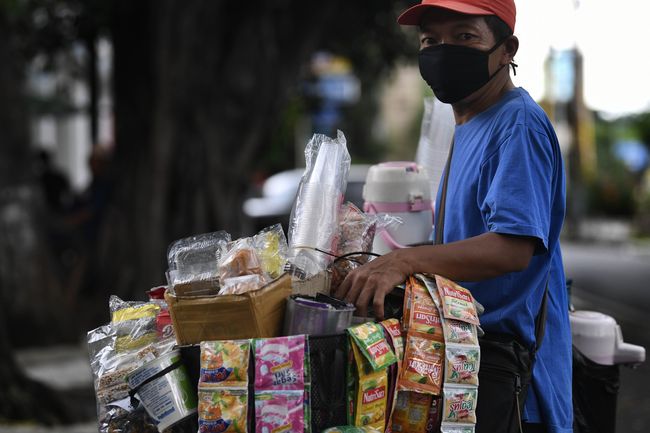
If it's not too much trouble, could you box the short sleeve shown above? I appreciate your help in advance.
[478,125,554,253]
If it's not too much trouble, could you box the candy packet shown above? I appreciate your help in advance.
[255,391,305,433]
[444,344,480,386]
[441,385,478,424]
[254,335,306,391]
[408,278,444,341]
[441,319,478,346]
[434,276,479,326]
[398,335,445,395]
[197,387,248,433]
[349,340,389,430]
[199,339,250,387]
[440,423,475,433]
[348,322,397,371]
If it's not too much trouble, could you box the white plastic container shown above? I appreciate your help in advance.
[363,162,433,255]
[127,349,197,432]
[570,310,646,366]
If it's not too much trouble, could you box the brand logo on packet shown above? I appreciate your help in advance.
[453,361,475,372]
[270,360,293,373]
[362,386,386,404]
[442,285,472,303]
[368,340,390,357]
[415,312,441,326]
[449,400,474,411]
[408,359,441,377]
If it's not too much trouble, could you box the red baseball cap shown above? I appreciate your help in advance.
[397,0,516,32]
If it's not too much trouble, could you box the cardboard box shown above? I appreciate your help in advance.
[291,270,331,297]
[165,273,292,345]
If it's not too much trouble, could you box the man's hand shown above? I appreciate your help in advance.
[332,250,412,319]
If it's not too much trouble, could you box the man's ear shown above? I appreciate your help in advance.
[503,35,519,63]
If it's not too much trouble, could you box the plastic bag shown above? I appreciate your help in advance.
[166,230,231,296]
[253,223,289,280]
[415,97,455,203]
[288,130,351,278]
[109,296,160,352]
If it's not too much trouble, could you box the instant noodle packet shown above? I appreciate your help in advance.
[255,335,305,391]
[398,335,445,395]
[199,339,250,387]
[444,344,480,386]
[441,385,478,424]
[408,278,444,341]
[434,276,479,326]
[441,319,478,346]
[198,387,248,433]
[349,338,389,430]
[348,322,397,371]
[255,391,305,433]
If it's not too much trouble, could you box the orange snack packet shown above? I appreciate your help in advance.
[398,334,445,395]
[408,279,444,341]
[434,276,479,326]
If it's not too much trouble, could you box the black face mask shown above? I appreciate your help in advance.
[418,39,508,104]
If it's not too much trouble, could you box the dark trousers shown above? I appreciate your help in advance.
[523,423,547,433]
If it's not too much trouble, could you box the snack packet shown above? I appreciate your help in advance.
[426,397,442,433]
[199,340,251,387]
[380,319,405,368]
[198,387,248,433]
[398,335,444,395]
[415,274,442,308]
[441,319,478,346]
[440,423,475,433]
[441,385,478,424]
[408,278,444,341]
[255,335,306,391]
[253,224,289,280]
[255,391,305,433]
[391,391,433,433]
[218,237,266,283]
[348,322,397,371]
[402,282,413,333]
[322,427,382,433]
[434,276,479,326]
[444,344,480,386]
[349,340,389,430]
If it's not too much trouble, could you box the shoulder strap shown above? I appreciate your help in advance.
[433,135,550,355]
[434,137,454,245]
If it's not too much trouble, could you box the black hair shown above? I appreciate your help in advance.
[483,15,513,43]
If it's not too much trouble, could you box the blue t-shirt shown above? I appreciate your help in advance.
[434,87,573,433]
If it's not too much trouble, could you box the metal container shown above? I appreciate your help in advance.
[283,295,355,336]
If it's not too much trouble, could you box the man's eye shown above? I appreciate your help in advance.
[458,33,475,41]
[421,37,438,46]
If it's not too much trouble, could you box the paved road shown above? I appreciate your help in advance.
[563,241,650,433]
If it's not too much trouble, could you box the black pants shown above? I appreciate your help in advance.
[523,423,547,433]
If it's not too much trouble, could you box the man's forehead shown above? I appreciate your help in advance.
[418,8,488,32]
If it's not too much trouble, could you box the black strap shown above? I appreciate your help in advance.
[129,359,183,406]
[434,137,454,245]
[433,135,549,354]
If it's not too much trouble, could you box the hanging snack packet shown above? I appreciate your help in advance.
[415,274,442,308]
[255,391,305,433]
[197,387,248,433]
[349,339,389,430]
[426,397,442,433]
[441,319,478,346]
[391,391,433,433]
[199,340,250,387]
[441,385,478,424]
[434,276,479,326]
[402,282,413,333]
[398,335,444,395]
[380,319,404,368]
[440,423,475,433]
[255,335,306,391]
[348,322,397,371]
[444,344,480,386]
[408,278,444,341]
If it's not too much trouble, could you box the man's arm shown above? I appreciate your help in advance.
[332,232,537,318]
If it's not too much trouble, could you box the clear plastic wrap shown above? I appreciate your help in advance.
[87,322,175,433]
[253,224,289,280]
[218,237,266,282]
[109,296,160,352]
[288,130,351,278]
[220,274,267,295]
[166,230,231,296]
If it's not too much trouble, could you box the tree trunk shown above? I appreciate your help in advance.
[104,0,339,299]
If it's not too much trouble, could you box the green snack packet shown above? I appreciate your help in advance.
[347,322,397,371]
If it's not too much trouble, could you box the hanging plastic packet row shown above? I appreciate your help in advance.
[288,130,351,279]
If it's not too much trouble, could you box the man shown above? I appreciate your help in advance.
[334,1,572,432]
